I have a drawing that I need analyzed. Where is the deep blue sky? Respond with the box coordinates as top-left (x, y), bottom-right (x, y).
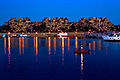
top-left (0, 0), bottom-right (120, 25)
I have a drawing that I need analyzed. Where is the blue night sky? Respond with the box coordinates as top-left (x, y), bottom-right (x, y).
top-left (0, 0), bottom-right (120, 25)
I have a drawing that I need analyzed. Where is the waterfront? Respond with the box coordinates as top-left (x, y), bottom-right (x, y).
top-left (0, 32), bottom-right (85, 38)
top-left (0, 32), bottom-right (105, 39)
top-left (0, 37), bottom-right (120, 80)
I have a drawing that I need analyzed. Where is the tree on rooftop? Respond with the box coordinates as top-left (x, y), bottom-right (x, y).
top-left (33, 25), bottom-right (41, 32)
top-left (70, 24), bottom-right (76, 31)
top-left (40, 24), bottom-right (46, 32)
top-left (114, 25), bottom-right (120, 31)
top-left (32, 24), bottom-right (46, 32)
top-left (0, 25), bottom-right (11, 32)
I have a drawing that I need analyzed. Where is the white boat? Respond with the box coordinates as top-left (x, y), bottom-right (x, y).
top-left (1, 34), bottom-right (10, 38)
top-left (102, 33), bottom-right (120, 41)
top-left (17, 34), bottom-right (31, 37)
top-left (2, 34), bottom-right (7, 38)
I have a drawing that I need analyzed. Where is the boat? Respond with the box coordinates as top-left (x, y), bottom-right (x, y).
top-left (1, 34), bottom-right (11, 38)
top-left (12, 34), bottom-right (17, 37)
top-left (1, 33), bottom-right (31, 38)
top-left (1, 34), bottom-right (7, 38)
top-left (73, 45), bottom-right (90, 54)
top-left (74, 50), bottom-right (90, 54)
top-left (17, 34), bottom-right (31, 37)
top-left (54, 32), bottom-right (73, 38)
top-left (102, 32), bottom-right (120, 41)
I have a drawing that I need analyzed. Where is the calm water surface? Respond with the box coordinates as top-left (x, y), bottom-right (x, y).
top-left (0, 37), bottom-right (120, 80)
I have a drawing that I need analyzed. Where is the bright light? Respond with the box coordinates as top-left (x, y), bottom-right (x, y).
top-left (8, 32), bottom-right (10, 35)
top-left (36, 32), bottom-right (38, 34)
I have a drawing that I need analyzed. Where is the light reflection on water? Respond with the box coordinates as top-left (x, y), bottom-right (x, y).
top-left (22, 37), bottom-right (24, 54)
top-left (35, 37), bottom-right (38, 56)
top-left (89, 43), bottom-right (91, 50)
top-left (81, 54), bottom-right (83, 74)
top-left (8, 37), bottom-right (10, 64)
top-left (62, 38), bottom-right (64, 65)
top-left (54, 37), bottom-right (56, 54)
top-left (19, 37), bottom-right (21, 55)
top-left (1, 38), bottom-right (120, 80)
top-left (48, 37), bottom-right (51, 55)
top-left (68, 37), bottom-right (70, 51)
top-left (4, 37), bottom-right (6, 55)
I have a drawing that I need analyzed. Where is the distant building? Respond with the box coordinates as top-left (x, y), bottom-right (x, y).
top-left (2, 17), bottom-right (114, 32)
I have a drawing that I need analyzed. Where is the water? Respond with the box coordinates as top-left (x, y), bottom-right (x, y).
top-left (0, 37), bottom-right (120, 80)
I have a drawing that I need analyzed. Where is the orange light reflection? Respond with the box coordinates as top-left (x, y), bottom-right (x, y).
top-left (75, 37), bottom-right (78, 49)
top-left (75, 37), bottom-right (78, 56)
top-left (54, 37), bottom-right (56, 54)
top-left (35, 37), bottom-right (38, 56)
top-left (62, 38), bottom-right (64, 65)
top-left (48, 37), bottom-right (51, 55)
top-left (68, 37), bottom-right (70, 51)
top-left (34, 37), bottom-right (35, 48)
top-left (93, 41), bottom-right (95, 51)
top-left (8, 37), bottom-right (11, 64)
top-left (4, 37), bottom-right (6, 55)
top-left (22, 37), bottom-right (24, 54)
top-left (19, 37), bottom-right (21, 55)
top-left (89, 43), bottom-right (91, 50)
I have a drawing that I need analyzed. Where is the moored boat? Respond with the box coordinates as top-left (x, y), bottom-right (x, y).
top-left (17, 34), bottom-right (31, 37)
top-left (1, 34), bottom-right (31, 38)
top-left (54, 32), bottom-right (73, 38)
top-left (102, 32), bottom-right (120, 41)
top-left (1, 34), bottom-right (11, 38)
top-left (1, 34), bottom-right (7, 38)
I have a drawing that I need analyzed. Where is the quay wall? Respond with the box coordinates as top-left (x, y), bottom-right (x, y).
top-left (0, 32), bottom-right (85, 38)
top-left (0, 32), bottom-right (112, 38)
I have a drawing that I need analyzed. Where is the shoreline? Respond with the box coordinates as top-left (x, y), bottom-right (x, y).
top-left (0, 32), bottom-right (111, 39)
top-left (0, 32), bottom-right (85, 38)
